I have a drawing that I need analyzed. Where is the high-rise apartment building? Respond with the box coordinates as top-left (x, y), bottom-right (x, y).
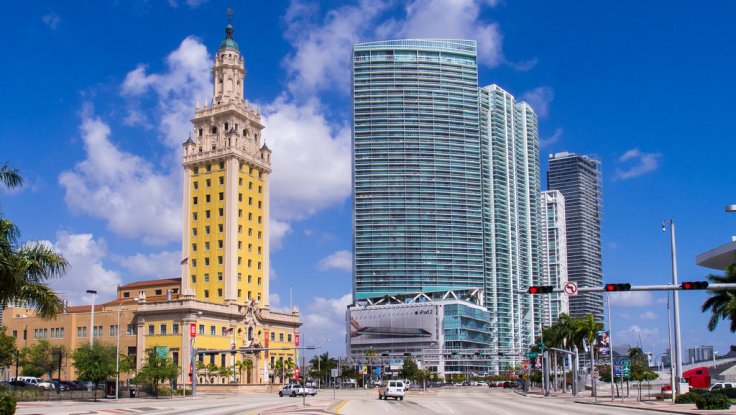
top-left (546, 152), bottom-right (603, 321)
top-left (479, 85), bottom-right (542, 357)
top-left (540, 190), bottom-right (569, 326)
top-left (351, 39), bottom-right (542, 372)
top-left (353, 40), bottom-right (485, 299)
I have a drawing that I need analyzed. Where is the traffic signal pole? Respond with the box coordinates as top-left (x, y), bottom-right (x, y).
top-left (522, 283), bottom-right (736, 294)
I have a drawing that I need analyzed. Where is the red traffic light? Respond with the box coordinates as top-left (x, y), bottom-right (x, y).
top-left (604, 283), bottom-right (631, 292)
top-left (681, 281), bottom-right (709, 290)
top-left (528, 286), bottom-right (554, 294)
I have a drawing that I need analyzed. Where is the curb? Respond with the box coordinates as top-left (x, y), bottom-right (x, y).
top-left (575, 399), bottom-right (704, 415)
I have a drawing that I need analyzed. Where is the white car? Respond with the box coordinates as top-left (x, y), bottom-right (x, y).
top-left (379, 380), bottom-right (405, 400)
top-left (279, 384), bottom-right (308, 397)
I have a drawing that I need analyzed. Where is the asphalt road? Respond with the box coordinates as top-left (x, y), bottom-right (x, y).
top-left (15, 387), bottom-right (690, 415)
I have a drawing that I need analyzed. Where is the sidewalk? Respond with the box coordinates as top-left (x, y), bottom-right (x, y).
top-left (517, 389), bottom-right (736, 415)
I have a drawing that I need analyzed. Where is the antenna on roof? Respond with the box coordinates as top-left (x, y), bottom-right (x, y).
top-left (226, 7), bottom-right (233, 24)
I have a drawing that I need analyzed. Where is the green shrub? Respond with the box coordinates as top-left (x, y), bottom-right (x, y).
top-left (675, 391), bottom-right (700, 404)
top-left (0, 395), bottom-right (16, 415)
top-left (695, 393), bottom-right (731, 410)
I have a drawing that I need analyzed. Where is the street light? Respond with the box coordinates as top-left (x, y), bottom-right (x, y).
top-left (86, 290), bottom-right (97, 346)
top-left (116, 297), bottom-right (139, 400)
top-left (725, 205), bottom-right (736, 213)
top-left (662, 220), bottom-right (683, 397)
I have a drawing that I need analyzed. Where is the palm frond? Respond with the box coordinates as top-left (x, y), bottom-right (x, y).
top-left (18, 283), bottom-right (65, 319)
top-left (0, 163), bottom-right (23, 189)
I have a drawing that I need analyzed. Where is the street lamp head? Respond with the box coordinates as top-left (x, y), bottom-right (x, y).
top-left (133, 297), bottom-right (140, 302)
top-left (726, 205), bottom-right (736, 213)
top-left (86, 290), bottom-right (97, 295)
top-left (661, 222), bottom-right (666, 232)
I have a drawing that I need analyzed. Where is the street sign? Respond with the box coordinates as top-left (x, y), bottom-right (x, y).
top-left (331, 368), bottom-right (339, 378)
top-left (190, 323), bottom-right (197, 338)
top-left (622, 359), bottom-right (631, 377)
top-left (564, 281), bottom-right (578, 296)
top-left (592, 369), bottom-right (599, 378)
top-left (524, 352), bottom-right (538, 358)
top-left (538, 343), bottom-right (546, 350)
top-left (614, 361), bottom-right (622, 377)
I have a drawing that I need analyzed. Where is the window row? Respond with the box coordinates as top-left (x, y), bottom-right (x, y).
top-left (191, 274), bottom-right (261, 285)
top-left (192, 195), bottom-right (262, 208)
top-left (192, 210), bottom-right (262, 223)
top-left (193, 177), bottom-right (262, 193)
top-left (188, 257), bottom-right (262, 269)
top-left (192, 163), bottom-right (264, 179)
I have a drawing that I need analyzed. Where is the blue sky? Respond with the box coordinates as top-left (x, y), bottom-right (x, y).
top-left (2, 0), bottom-right (735, 361)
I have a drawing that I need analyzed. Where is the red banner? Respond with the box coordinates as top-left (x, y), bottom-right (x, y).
top-left (295, 333), bottom-right (300, 346)
top-left (264, 330), bottom-right (269, 358)
top-left (190, 323), bottom-right (196, 338)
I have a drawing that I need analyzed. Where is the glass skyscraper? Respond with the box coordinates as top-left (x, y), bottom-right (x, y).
top-left (352, 39), bottom-right (543, 370)
top-left (353, 40), bottom-right (484, 298)
top-left (547, 152), bottom-right (604, 322)
top-left (540, 190), bottom-right (569, 326)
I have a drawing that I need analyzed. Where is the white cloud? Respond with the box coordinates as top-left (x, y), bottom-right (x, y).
top-left (48, 232), bottom-right (121, 305)
top-left (540, 128), bottom-right (563, 148)
top-left (608, 291), bottom-right (655, 308)
top-left (614, 148), bottom-right (663, 180)
top-left (521, 86), bottom-right (554, 117)
top-left (270, 218), bottom-right (293, 251)
top-left (168, 0), bottom-right (209, 8)
top-left (115, 250), bottom-right (180, 278)
top-left (283, 0), bottom-right (389, 96)
top-left (269, 293), bottom-right (292, 314)
top-left (379, 0), bottom-right (503, 67)
top-left (283, 0), bottom-right (504, 98)
top-left (42, 13), bottom-right (60, 30)
top-left (317, 250), bottom-right (353, 272)
top-left (58, 116), bottom-right (181, 244)
top-left (639, 311), bottom-right (658, 320)
top-left (121, 36), bottom-right (212, 149)
top-left (300, 293), bottom-right (352, 357)
top-left (507, 58), bottom-right (538, 72)
top-left (262, 98), bottom-right (352, 221)
top-left (616, 325), bottom-right (665, 348)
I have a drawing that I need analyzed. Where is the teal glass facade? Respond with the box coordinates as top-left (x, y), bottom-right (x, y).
top-left (353, 40), bottom-right (484, 298)
top-left (352, 40), bottom-right (543, 372)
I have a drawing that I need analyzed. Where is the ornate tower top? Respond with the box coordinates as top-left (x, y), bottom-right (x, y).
top-left (219, 8), bottom-right (240, 52)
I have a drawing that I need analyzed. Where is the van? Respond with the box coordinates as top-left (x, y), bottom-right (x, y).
top-left (379, 380), bottom-right (405, 400)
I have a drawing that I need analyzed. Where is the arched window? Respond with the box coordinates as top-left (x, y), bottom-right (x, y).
top-left (248, 327), bottom-right (253, 341)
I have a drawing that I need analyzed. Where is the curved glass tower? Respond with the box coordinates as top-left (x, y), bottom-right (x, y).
top-left (352, 40), bottom-right (484, 299)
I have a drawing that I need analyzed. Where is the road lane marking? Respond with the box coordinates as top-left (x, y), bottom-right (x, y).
top-left (333, 400), bottom-right (349, 414)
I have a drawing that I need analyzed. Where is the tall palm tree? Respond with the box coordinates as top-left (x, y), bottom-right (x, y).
top-left (702, 264), bottom-right (736, 331)
top-left (0, 164), bottom-right (66, 318)
top-left (574, 314), bottom-right (604, 397)
top-left (235, 359), bottom-right (253, 383)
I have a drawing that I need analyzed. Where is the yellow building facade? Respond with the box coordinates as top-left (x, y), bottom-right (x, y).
top-left (134, 16), bottom-right (300, 387)
top-left (2, 15), bottom-right (300, 388)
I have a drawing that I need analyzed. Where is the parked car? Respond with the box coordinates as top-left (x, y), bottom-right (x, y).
top-left (304, 385), bottom-right (318, 396)
top-left (279, 384), bottom-right (307, 397)
top-left (37, 380), bottom-right (55, 390)
top-left (50, 381), bottom-right (69, 391)
top-left (378, 380), bottom-right (405, 400)
top-left (709, 382), bottom-right (736, 397)
top-left (661, 385), bottom-right (672, 397)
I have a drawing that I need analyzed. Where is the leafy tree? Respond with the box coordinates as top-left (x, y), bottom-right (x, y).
top-left (628, 347), bottom-right (658, 401)
top-left (206, 363), bottom-right (218, 384)
top-left (21, 340), bottom-right (65, 380)
top-left (136, 349), bottom-right (179, 398)
top-left (400, 357), bottom-right (420, 381)
top-left (72, 342), bottom-right (116, 401)
top-left (118, 354), bottom-right (136, 378)
top-left (702, 264), bottom-right (736, 331)
top-left (0, 163), bottom-right (67, 318)
top-left (309, 352), bottom-right (337, 385)
top-left (0, 328), bottom-right (17, 369)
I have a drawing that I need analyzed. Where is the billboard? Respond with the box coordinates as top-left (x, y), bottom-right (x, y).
top-left (349, 304), bottom-right (439, 346)
top-left (597, 330), bottom-right (610, 356)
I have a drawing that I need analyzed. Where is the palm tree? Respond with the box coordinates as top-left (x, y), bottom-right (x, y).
top-left (0, 163), bottom-right (22, 189)
top-left (574, 314), bottom-right (604, 397)
top-left (274, 357), bottom-right (295, 383)
top-left (702, 264), bottom-right (736, 332)
top-left (235, 359), bottom-right (253, 383)
top-left (0, 163), bottom-right (67, 318)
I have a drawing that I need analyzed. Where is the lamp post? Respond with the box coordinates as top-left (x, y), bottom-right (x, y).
top-left (116, 297), bottom-right (139, 400)
top-left (605, 292), bottom-right (615, 401)
top-left (86, 290), bottom-right (97, 346)
top-left (662, 220), bottom-right (683, 396)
